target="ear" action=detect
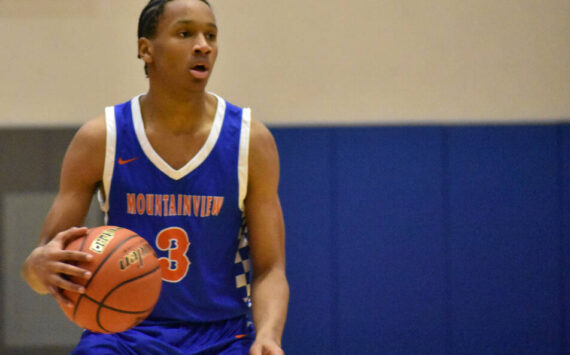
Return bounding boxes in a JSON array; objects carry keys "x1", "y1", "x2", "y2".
[{"x1": 138, "y1": 37, "x2": 153, "y2": 65}]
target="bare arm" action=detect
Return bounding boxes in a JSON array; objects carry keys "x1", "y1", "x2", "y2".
[
  {"x1": 21, "y1": 116, "x2": 106, "y2": 305},
  {"x1": 247, "y1": 119, "x2": 289, "y2": 355}
]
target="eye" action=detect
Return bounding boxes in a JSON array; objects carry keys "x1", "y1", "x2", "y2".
[
  {"x1": 178, "y1": 31, "x2": 191, "y2": 38},
  {"x1": 206, "y1": 32, "x2": 217, "y2": 41}
]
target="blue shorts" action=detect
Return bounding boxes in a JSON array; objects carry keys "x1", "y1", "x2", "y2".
[{"x1": 72, "y1": 316, "x2": 255, "y2": 355}]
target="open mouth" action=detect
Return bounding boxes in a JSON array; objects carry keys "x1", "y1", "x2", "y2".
[
  {"x1": 191, "y1": 64, "x2": 207, "y2": 72},
  {"x1": 189, "y1": 63, "x2": 210, "y2": 79}
]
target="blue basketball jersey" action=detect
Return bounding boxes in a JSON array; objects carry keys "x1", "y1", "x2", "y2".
[{"x1": 99, "y1": 94, "x2": 252, "y2": 324}]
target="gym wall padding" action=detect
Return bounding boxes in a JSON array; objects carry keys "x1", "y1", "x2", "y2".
[
  {"x1": 561, "y1": 125, "x2": 570, "y2": 354},
  {"x1": 275, "y1": 124, "x2": 568, "y2": 355},
  {"x1": 446, "y1": 127, "x2": 561, "y2": 354},
  {"x1": 0, "y1": 124, "x2": 567, "y2": 354}
]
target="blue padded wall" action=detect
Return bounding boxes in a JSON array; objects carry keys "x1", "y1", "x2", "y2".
[
  {"x1": 447, "y1": 126, "x2": 561, "y2": 354},
  {"x1": 273, "y1": 124, "x2": 568, "y2": 355},
  {"x1": 273, "y1": 129, "x2": 336, "y2": 354},
  {"x1": 561, "y1": 125, "x2": 570, "y2": 354},
  {"x1": 334, "y1": 127, "x2": 446, "y2": 354}
]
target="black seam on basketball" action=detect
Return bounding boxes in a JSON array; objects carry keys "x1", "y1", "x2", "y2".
[
  {"x1": 83, "y1": 234, "x2": 139, "y2": 289},
  {"x1": 95, "y1": 265, "x2": 161, "y2": 333},
  {"x1": 78, "y1": 235, "x2": 88, "y2": 251},
  {"x1": 81, "y1": 293, "x2": 153, "y2": 314},
  {"x1": 72, "y1": 232, "x2": 140, "y2": 321}
]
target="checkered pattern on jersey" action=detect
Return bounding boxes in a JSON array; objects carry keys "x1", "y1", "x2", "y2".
[{"x1": 234, "y1": 215, "x2": 251, "y2": 306}]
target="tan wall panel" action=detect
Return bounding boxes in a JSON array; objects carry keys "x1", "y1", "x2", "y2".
[
  {"x1": 0, "y1": 1, "x2": 147, "y2": 126},
  {"x1": 1, "y1": 0, "x2": 569, "y2": 126}
]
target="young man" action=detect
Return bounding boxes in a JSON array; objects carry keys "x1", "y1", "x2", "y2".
[{"x1": 21, "y1": 0, "x2": 289, "y2": 353}]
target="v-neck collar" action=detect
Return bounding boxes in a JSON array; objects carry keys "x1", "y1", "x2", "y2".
[{"x1": 130, "y1": 93, "x2": 226, "y2": 181}]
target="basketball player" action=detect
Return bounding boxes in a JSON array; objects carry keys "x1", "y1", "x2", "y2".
[{"x1": 21, "y1": 0, "x2": 289, "y2": 353}]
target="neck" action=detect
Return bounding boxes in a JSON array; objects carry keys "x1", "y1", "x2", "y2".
[{"x1": 140, "y1": 87, "x2": 215, "y2": 134}]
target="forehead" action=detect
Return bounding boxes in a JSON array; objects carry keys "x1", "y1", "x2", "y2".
[{"x1": 160, "y1": 0, "x2": 216, "y2": 27}]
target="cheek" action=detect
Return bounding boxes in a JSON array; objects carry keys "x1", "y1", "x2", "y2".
[{"x1": 155, "y1": 42, "x2": 187, "y2": 62}]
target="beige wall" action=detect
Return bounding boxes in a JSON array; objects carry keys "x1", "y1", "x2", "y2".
[{"x1": 1, "y1": 0, "x2": 569, "y2": 126}]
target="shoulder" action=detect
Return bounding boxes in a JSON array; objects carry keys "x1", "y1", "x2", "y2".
[
  {"x1": 249, "y1": 118, "x2": 278, "y2": 162},
  {"x1": 249, "y1": 116, "x2": 276, "y2": 151},
  {"x1": 248, "y1": 118, "x2": 280, "y2": 190},
  {"x1": 218, "y1": 97, "x2": 279, "y2": 174},
  {"x1": 62, "y1": 115, "x2": 107, "y2": 181},
  {"x1": 74, "y1": 115, "x2": 107, "y2": 146},
  {"x1": 67, "y1": 115, "x2": 107, "y2": 160}
]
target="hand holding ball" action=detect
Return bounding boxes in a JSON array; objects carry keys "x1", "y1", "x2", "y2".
[{"x1": 57, "y1": 226, "x2": 162, "y2": 333}]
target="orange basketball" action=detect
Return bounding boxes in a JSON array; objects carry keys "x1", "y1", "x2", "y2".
[{"x1": 58, "y1": 225, "x2": 162, "y2": 333}]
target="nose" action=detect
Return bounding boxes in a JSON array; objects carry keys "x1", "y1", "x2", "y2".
[{"x1": 193, "y1": 33, "x2": 211, "y2": 55}]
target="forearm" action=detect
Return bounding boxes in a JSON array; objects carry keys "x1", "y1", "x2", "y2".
[{"x1": 251, "y1": 267, "x2": 289, "y2": 344}]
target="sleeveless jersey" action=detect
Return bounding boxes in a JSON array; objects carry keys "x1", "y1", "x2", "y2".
[{"x1": 99, "y1": 94, "x2": 252, "y2": 323}]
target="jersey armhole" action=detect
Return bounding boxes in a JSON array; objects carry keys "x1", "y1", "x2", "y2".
[
  {"x1": 238, "y1": 108, "x2": 251, "y2": 211},
  {"x1": 98, "y1": 106, "x2": 117, "y2": 221}
]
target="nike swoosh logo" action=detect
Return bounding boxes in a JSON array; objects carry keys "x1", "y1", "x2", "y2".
[{"x1": 118, "y1": 157, "x2": 138, "y2": 165}]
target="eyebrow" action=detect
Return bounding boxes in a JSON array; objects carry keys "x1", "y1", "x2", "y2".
[{"x1": 175, "y1": 19, "x2": 217, "y2": 30}]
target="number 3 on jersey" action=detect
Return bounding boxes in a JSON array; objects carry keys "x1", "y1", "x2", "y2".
[{"x1": 156, "y1": 227, "x2": 191, "y2": 283}]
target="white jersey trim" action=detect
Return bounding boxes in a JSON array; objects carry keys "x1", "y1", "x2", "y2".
[
  {"x1": 130, "y1": 93, "x2": 226, "y2": 181},
  {"x1": 238, "y1": 108, "x2": 251, "y2": 211},
  {"x1": 99, "y1": 106, "x2": 117, "y2": 221}
]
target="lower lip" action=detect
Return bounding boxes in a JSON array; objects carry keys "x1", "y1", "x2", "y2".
[{"x1": 189, "y1": 69, "x2": 209, "y2": 79}]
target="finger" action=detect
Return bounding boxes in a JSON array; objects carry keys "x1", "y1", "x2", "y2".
[
  {"x1": 51, "y1": 261, "x2": 92, "y2": 280},
  {"x1": 48, "y1": 285, "x2": 75, "y2": 308},
  {"x1": 56, "y1": 249, "x2": 93, "y2": 263},
  {"x1": 53, "y1": 226, "x2": 88, "y2": 244},
  {"x1": 263, "y1": 347, "x2": 277, "y2": 355},
  {"x1": 48, "y1": 274, "x2": 86, "y2": 295},
  {"x1": 262, "y1": 344, "x2": 283, "y2": 355}
]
